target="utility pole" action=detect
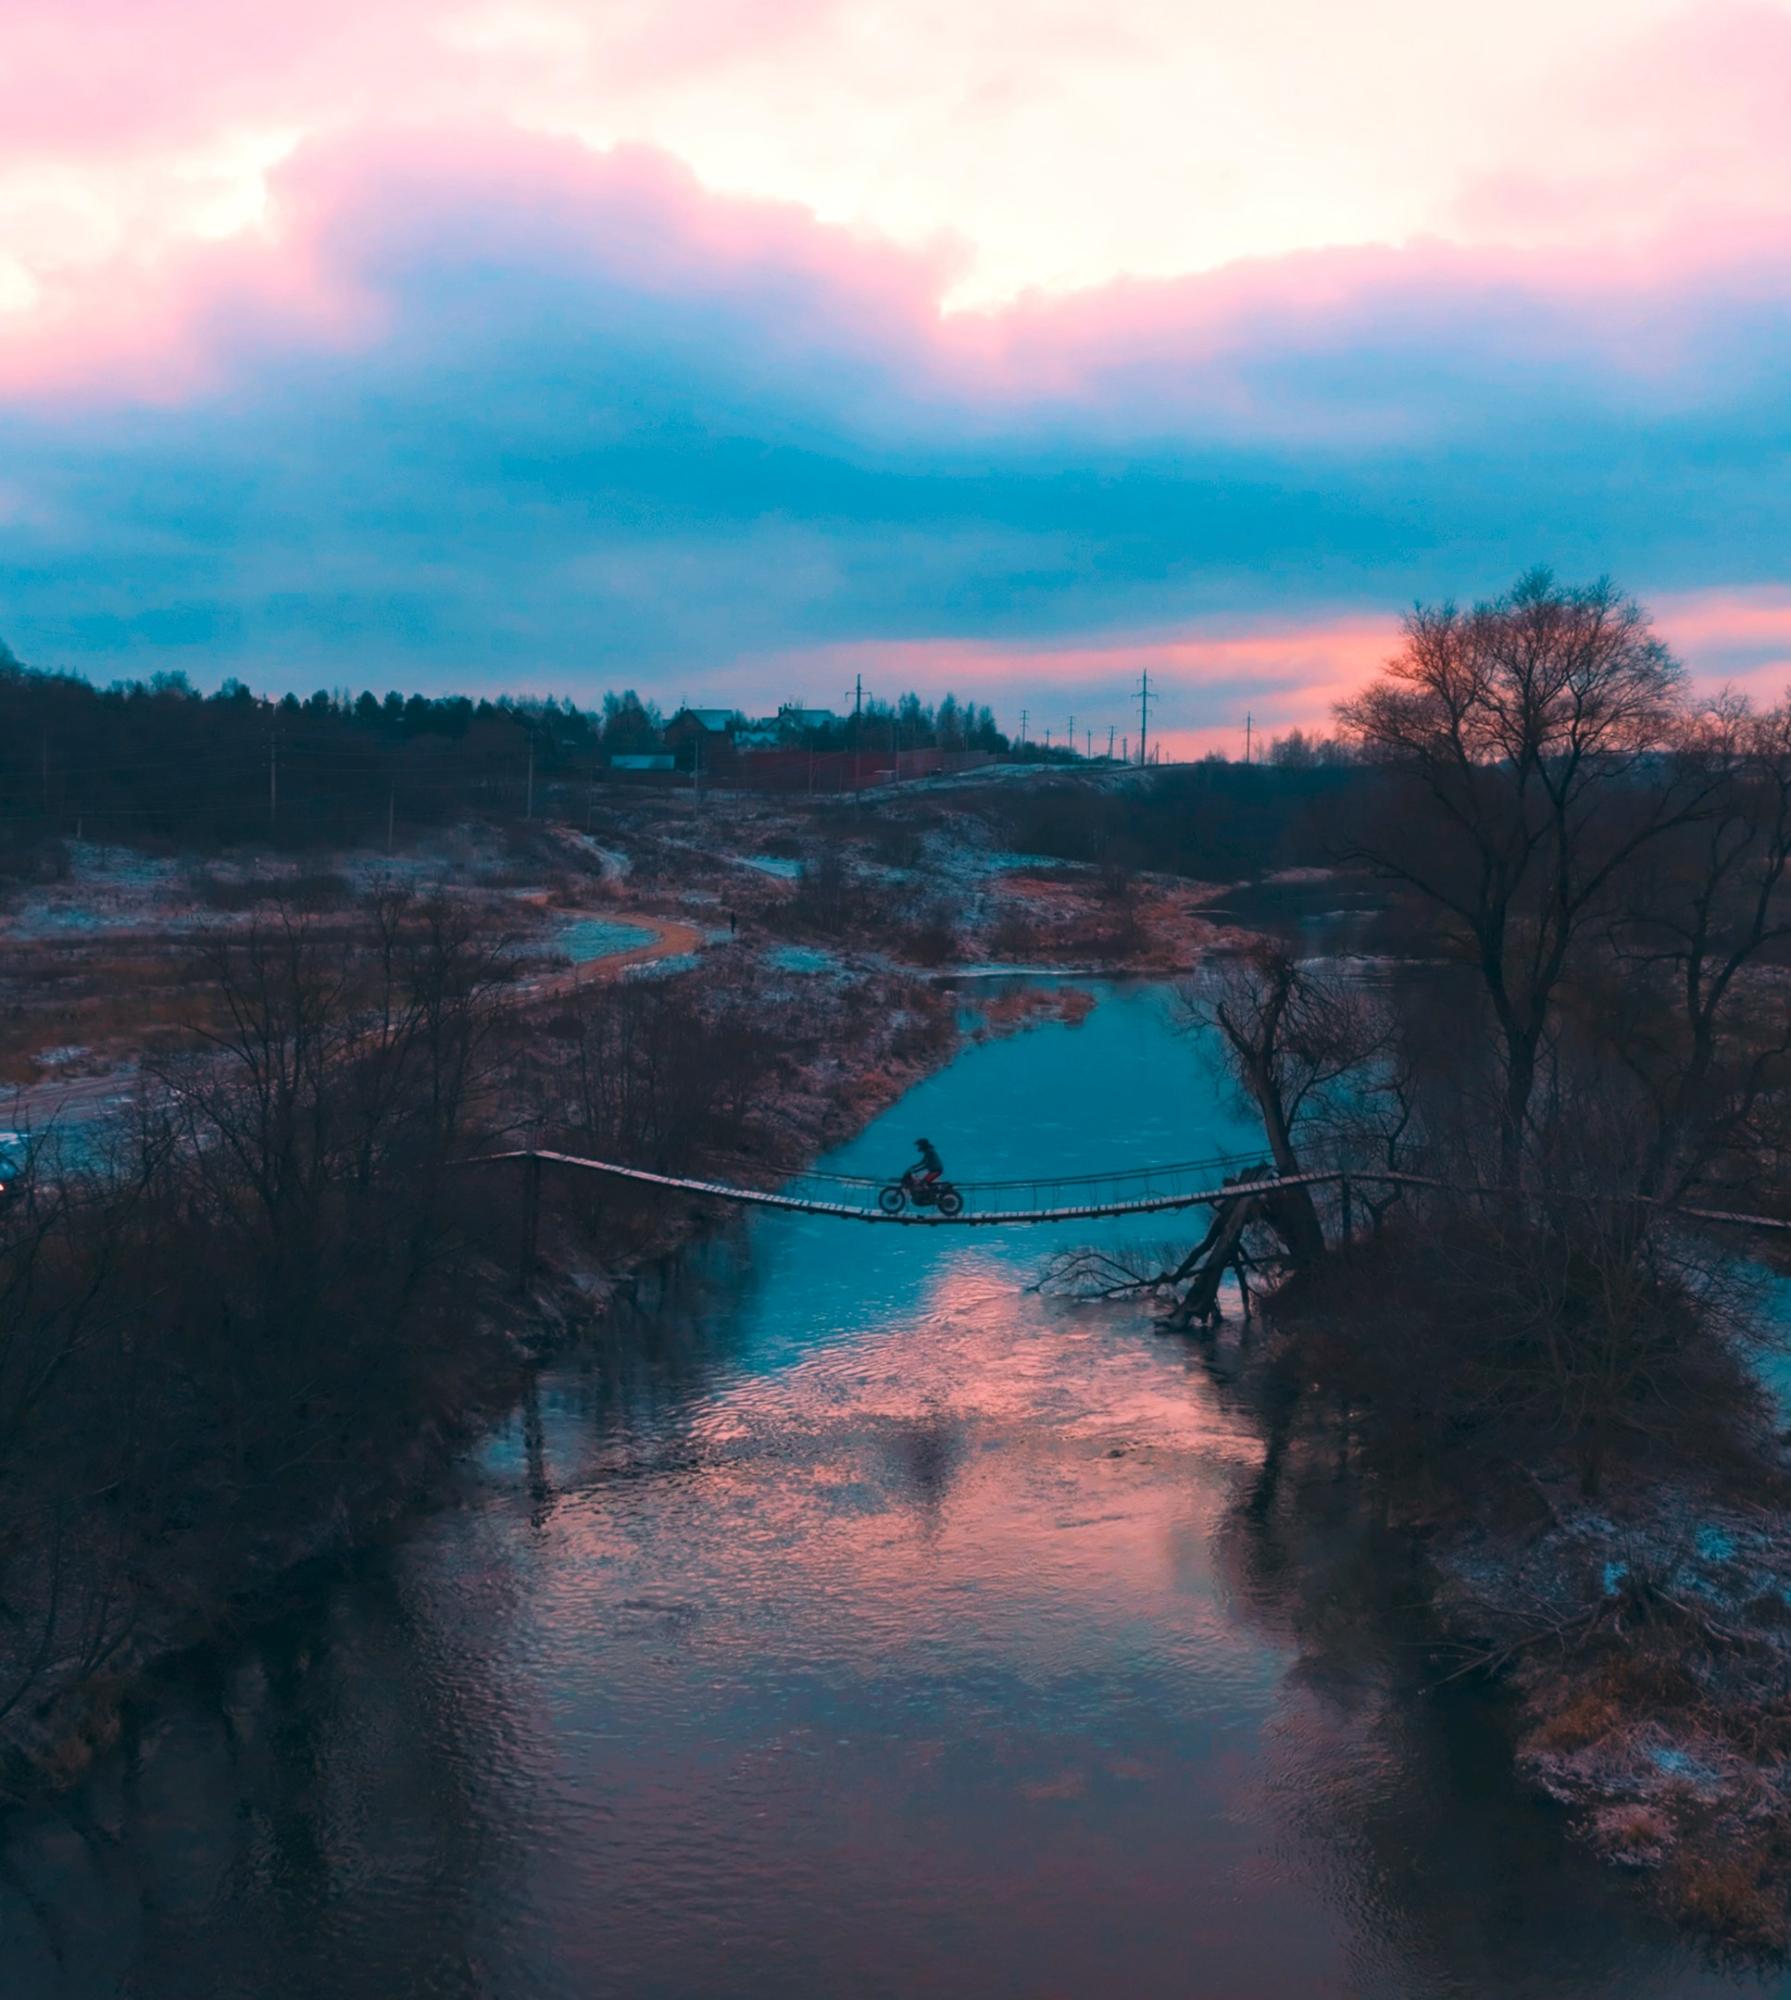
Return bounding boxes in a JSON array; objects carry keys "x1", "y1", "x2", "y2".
[
  {"x1": 268, "y1": 716, "x2": 278, "y2": 835},
  {"x1": 386, "y1": 788, "x2": 395, "y2": 853},
  {"x1": 40, "y1": 730, "x2": 49, "y2": 817},
  {"x1": 1068, "y1": 714, "x2": 1075, "y2": 760},
  {"x1": 1244, "y1": 712, "x2": 1252, "y2": 767},
  {"x1": 1086, "y1": 729, "x2": 1092, "y2": 759},
  {"x1": 1136, "y1": 670, "x2": 1154, "y2": 769},
  {"x1": 853, "y1": 672, "x2": 863, "y2": 792},
  {"x1": 525, "y1": 732, "x2": 535, "y2": 819},
  {"x1": 1019, "y1": 708, "x2": 1028, "y2": 749},
  {"x1": 1107, "y1": 724, "x2": 1115, "y2": 760}
]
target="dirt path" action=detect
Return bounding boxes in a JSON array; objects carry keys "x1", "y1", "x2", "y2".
[{"x1": 528, "y1": 914, "x2": 708, "y2": 1000}]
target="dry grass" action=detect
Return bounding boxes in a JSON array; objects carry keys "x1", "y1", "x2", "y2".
[
  {"x1": 1663, "y1": 1845, "x2": 1790, "y2": 1954},
  {"x1": 1528, "y1": 1685, "x2": 1630, "y2": 1755}
]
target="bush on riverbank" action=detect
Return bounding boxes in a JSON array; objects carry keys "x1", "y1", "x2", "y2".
[
  {"x1": 1270, "y1": 1208, "x2": 1791, "y2": 1952},
  {"x1": 523, "y1": 949, "x2": 959, "y2": 1266},
  {"x1": 1278, "y1": 1208, "x2": 1779, "y2": 1504},
  {"x1": 0, "y1": 891, "x2": 531, "y2": 1787}
]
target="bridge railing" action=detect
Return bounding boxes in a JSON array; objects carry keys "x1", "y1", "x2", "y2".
[
  {"x1": 454, "y1": 1144, "x2": 1791, "y2": 1237},
  {"x1": 653, "y1": 1142, "x2": 1305, "y2": 1219}
]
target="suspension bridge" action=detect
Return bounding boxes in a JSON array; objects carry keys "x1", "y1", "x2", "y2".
[
  {"x1": 463, "y1": 1145, "x2": 1791, "y2": 1230},
  {"x1": 465, "y1": 1146, "x2": 1344, "y2": 1227},
  {"x1": 461, "y1": 1146, "x2": 1791, "y2": 1308},
  {"x1": 462, "y1": 1144, "x2": 1350, "y2": 1304}
]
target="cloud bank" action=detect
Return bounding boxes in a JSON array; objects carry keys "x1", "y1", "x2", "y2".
[{"x1": 3, "y1": 4, "x2": 1791, "y2": 742}]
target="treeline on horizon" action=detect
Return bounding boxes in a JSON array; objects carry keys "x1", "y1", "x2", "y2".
[{"x1": 0, "y1": 644, "x2": 1018, "y2": 862}]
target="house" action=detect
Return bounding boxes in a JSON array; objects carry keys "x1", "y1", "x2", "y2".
[
  {"x1": 663, "y1": 707, "x2": 742, "y2": 769},
  {"x1": 665, "y1": 707, "x2": 738, "y2": 741},
  {"x1": 778, "y1": 705, "x2": 838, "y2": 738}
]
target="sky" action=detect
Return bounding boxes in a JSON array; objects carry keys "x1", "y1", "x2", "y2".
[{"x1": 4, "y1": 1, "x2": 1791, "y2": 753}]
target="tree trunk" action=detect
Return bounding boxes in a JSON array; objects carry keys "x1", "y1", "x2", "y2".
[
  {"x1": 1242, "y1": 1054, "x2": 1326, "y2": 1266},
  {"x1": 1499, "y1": 1035, "x2": 1537, "y2": 1190}
]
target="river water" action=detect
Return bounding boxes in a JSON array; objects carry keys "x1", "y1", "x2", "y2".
[{"x1": 1, "y1": 985, "x2": 1784, "y2": 1998}]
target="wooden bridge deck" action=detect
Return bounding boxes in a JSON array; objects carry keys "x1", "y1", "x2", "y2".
[
  {"x1": 468, "y1": 1148, "x2": 1342, "y2": 1225},
  {"x1": 463, "y1": 1149, "x2": 1791, "y2": 1235}
]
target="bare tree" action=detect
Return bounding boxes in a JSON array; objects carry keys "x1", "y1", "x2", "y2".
[
  {"x1": 1337, "y1": 570, "x2": 1707, "y2": 1183},
  {"x1": 1603, "y1": 693, "x2": 1791, "y2": 1201},
  {"x1": 1180, "y1": 945, "x2": 1386, "y2": 1265}
]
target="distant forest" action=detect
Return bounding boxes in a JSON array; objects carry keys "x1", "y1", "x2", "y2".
[{"x1": 0, "y1": 645, "x2": 1017, "y2": 861}]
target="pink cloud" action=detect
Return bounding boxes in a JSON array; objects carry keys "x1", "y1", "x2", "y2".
[
  {"x1": 0, "y1": 129, "x2": 955, "y2": 406},
  {"x1": 1655, "y1": 587, "x2": 1791, "y2": 706},
  {"x1": 0, "y1": 1, "x2": 840, "y2": 152},
  {"x1": 9, "y1": 4, "x2": 1791, "y2": 422},
  {"x1": 10, "y1": 112, "x2": 1791, "y2": 431},
  {"x1": 1452, "y1": 3, "x2": 1791, "y2": 253}
]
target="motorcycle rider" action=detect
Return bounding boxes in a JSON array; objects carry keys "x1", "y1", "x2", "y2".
[{"x1": 911, "y1": 1137, "x2": 945, "y2": 1192}]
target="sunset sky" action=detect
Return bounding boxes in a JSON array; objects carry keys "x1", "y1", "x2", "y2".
[{"x1": 5, "y1": 0, "x2": 1791, "y2": 750}]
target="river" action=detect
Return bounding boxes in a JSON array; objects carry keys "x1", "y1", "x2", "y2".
[{"x1": 0, "y1": 983, "x2": 1783, "y2": 1998}]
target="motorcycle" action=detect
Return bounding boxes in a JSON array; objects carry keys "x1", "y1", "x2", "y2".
[{"x1": 878, "y1": 1167, "x2": 965, "y2": 1218}]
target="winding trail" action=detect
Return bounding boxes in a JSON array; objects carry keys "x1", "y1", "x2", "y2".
[{"x1": 532, "y1": 914, "x2": 708, "y2": 995}]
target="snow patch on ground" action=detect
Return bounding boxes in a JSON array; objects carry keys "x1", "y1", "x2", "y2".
[
  {"x1": 622, "y1": 952, "x2": 700, "y2": 980},
  {"x1": 980, "y1": 850, "x2": 1079, "y2": 875},
  {"x1": 769, "y1": 945, "x2": 841, "y2": 974},
  {"x1": 556, "y1": 916, "x2": 655, "y2": 964}
]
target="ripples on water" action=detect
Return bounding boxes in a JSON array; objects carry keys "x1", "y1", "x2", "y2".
[{"x1": 0, "y1": 987, "x2": 1780, "y2": 1998}]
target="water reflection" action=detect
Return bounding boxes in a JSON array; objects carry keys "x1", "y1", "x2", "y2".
[
  {"x1": 1203, "y1": 1331, "x2": 1768, "y2": 2000},
  {"x1": 1, "y1": 987, "x2": 1783, "y2": 1998}
]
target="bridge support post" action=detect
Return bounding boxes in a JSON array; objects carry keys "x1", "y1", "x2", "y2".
[{"x1": 518, "y1": 1150, "x2": 542, "y2": 1293}]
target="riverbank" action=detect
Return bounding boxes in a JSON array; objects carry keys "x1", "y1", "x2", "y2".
[
  {"x1": 1432, "y1": 1470, "x2": 1791, "y2": 1953},
  {"x1": 0, "y1": 951, "x2": 1096, "y2": 1804},
  {"x1": 1262, "y1": 1222, "x2": 1791, "y2": 1958}
]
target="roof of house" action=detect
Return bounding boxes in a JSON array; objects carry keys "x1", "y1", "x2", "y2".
[{"x1": 673, "y1": 707, "x2": 738, "y2": 731}]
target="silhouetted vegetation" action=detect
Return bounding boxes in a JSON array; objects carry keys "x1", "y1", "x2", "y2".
[
  {"x1": 0, "y1": 887, "x2": 525, "y2": 1777},
  {"x1": 1152, "y1": 575, "x2": 1791, "y2": 1946},
  {"x1": 0, "y1": 647, "x2": 1015, "y2": 867},
  {"x1": 989, "y1": 759, "x2": 1369, "y2": 881},
  {"x1": 1160, "y1": 574, "x2": 1791, "y2": 1495},
  {"x1": 0, "y1": 880, "x2": 957, "y2": 1783}
]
